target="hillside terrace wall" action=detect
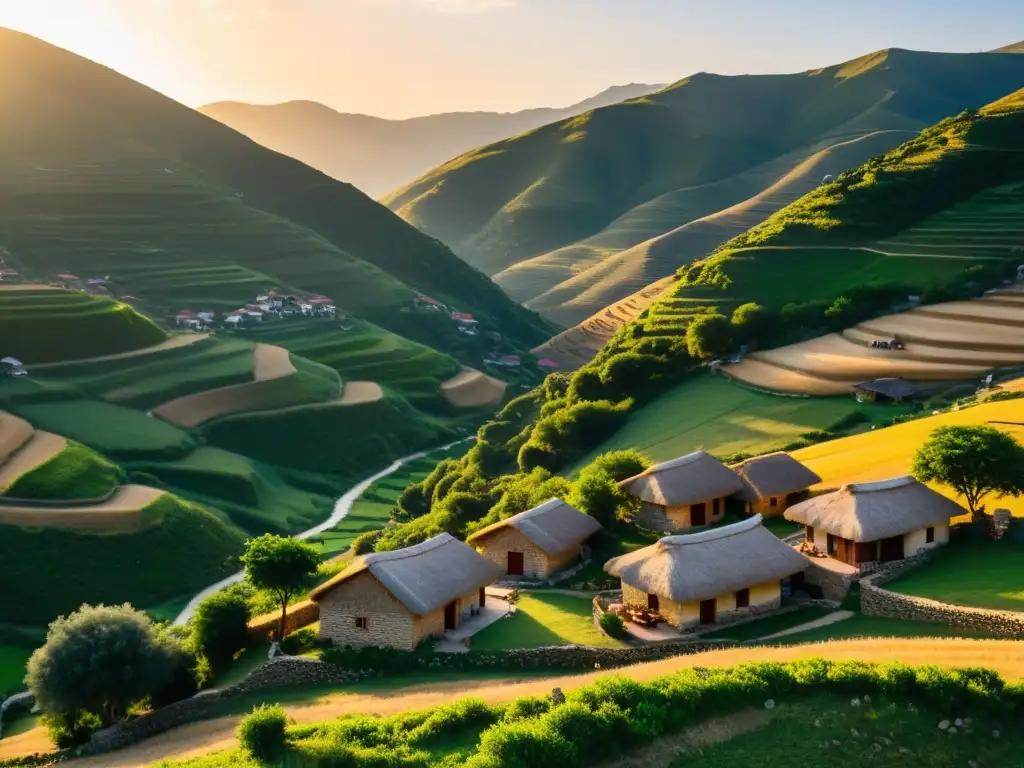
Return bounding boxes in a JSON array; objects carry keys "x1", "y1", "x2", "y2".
[{"x1": 861, "y1": 557, "x2": 1024, "y2": 639}]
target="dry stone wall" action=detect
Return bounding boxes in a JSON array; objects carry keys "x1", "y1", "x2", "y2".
[{"x1": 861, "y1": 559, "x2": 1024, "y2": 639}]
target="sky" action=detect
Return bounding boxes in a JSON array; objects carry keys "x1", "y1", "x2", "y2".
[{"x1": 1, "y1": 0, "x2": 1022, "y2": 119}]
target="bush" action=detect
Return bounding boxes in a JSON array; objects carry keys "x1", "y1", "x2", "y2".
[
  {"x1": 353, "y1": 528, "x2": 384, "y2": 555},
  {"x1": 191, "y1": 590, "x2": 251, "y2": 675},
  {"x1": 598, "y1": 611, "x2": 626, "y2": 639},
  {"x1": 237, "y1": 704, "x2": 288, "y2": 763},
  {"x1": 41, "y1": 710, "x2": 102, "y2": 749},
  {"x1": 685, "y1": 314, "x2": 734, "y2": 360},
  {"x1": 280, "y1": 627, "x2": 319, "y2": 655}
]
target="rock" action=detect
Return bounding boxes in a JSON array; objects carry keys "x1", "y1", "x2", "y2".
[
  {"x1": 550, "y1": 688, "x2": 566, "y2": 705},
  {"x1": 851, "y1": 697, "x2": 861, "y2": 707},
  {"x1": 949, "y1": 727, "x2": 958, "y2": 735},
  {"x1": 955, "y1": 718, "x2": 964, "y2": 727},
  {"x1": 832, "y1": 740, "x2": 841, "y2": 746},
  {"x1": 814, "y1": 719, "x2": 822, "y2": 727},
  {"x1": 993, "y1": 730, "x2": 1001, "y2": 739},
  {"x1": 899, "y1": 747, "x2": 911, "y2": 754},
  {"x1": 863, "y1": 694, "x2": 871, "y2": 702},
  {"x1": 939, "y1": 720, "x2": 951, "y2": 731},
  {"x1": 969, "y1": 761, "x2": 981, "y2": 768},
  {"x1": 850, "y1": 728, "x2": 860, "y2": 738},
  {"x1": 765, "y1": 699, "x2": 776, "y2": 710}
]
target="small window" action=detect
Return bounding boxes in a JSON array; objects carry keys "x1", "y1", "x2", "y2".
[
  {"x1": 769, "y1": 497, "x2": 778, "y2": 508},
  {"x1": 926, "y1": 526, "x2": 935, "y2": 544},
  {"x1": 355, "y1": 617, "x2": 368, "y2": 630},
  {"x1": 735, "y1": 588, "x2": 750, "y2": 609}
]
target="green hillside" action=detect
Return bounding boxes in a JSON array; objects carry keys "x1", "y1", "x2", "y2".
[
  {"x1": 0, "y1": 27, "x2": 550, "y2": 355},
  {"x1": 387, "y1": 47, "x2": 1024, "y2": 328},
  {"x1": 375, "y1": 87, "x2": 1024, "y2": 554},
  {"x1": 0, "y1": 288, "x2": 166, "y2": 364}
]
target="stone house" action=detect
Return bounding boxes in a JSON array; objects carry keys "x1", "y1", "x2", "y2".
[
  {"x1": 785, "y1": 475, "x2": 961, "y2": 569},
  {"x1": 732, "y1": 452, "x2": 821, "y2": 516},
  {"x1": 618, "y1": 451, "x2": 745, "y2": 532},
  {"x1": 310, "y1": 533, "x2": 501, "y2": 651},
  {"x1": 603, "y1": 515, "x2": 807, "y2": 630},
  {"x1": 466, "y1": 498, "x2": 602, "y2": 579}
]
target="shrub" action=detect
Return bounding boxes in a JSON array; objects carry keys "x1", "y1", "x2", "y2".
[
  {"x1": 41, "y1": 710, "x2": 102, "y2": 749},
  {"x1": 353, "y1": 528, "x2": 384, "y2": 555},
  {"x1": 475, "y1": 719, "x2": 577, "y2": 767},
  {"x1": 191, "y1": 590, "x2": 251, "y2": 675},
  {"x1": 280, "y1": 627, "x2": 319, "y2": 655},
  {"x1": 237, "y1": 704, "x2": 288, "y2": 763},
  {"x1": 685, "y1": 314, "x2": 733, "y2": 360},
  {"x1": 598, "y1": 611, "x2": 626, "y2": 639}
]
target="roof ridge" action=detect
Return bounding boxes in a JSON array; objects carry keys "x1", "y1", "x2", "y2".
[
  {"x1": 661, "y1": 514, "x2": 763, "y2": 547},
  {"x1": 513, "y1": 498, "x2": 566, "y2": 521},
  {"x1": 843, "y1": 475, "x2": 916, "y2": 494},
  {"x1": 648, "y1": 450, "x2": 712, "y2": 473},
  {"x1": 363, "y1": 532, "x2": 453, "y2": 564}
]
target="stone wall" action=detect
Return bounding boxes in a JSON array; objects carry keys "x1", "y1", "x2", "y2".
[
  {"x1": 475, "y1": 527, "x2": 579, "y2": 579},
  {"x1": 248, "y1": 600, "x2": 319, "y2": 641},
  {"x1": 860, "y1": 560, "x2": 1024, "y2": 638},
  {"x1": 317, "y1": 570, "x2": 416, "y2": 650}
]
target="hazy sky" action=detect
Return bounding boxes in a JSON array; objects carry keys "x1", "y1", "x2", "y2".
[{"x1": 2, "y1": 0, "x2": 1022, "y2": 118}]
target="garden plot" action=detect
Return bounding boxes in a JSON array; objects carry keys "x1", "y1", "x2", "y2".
[
  {"x1": 0, "y1": 484, "x2": 164, "y2": 531},
  {"x1": 722, "y1": 359, "x2": 856, "y2": 396},
  {"x1": 335, "y1": 381, "x2": 384, "y2": 406},
  {"x1": 0, "y1": 431, "x2": 67, "y2": 492}
]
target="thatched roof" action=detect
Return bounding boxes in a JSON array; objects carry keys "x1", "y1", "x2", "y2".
[
  {"x1": 603, "y1": 516, "x2": 807, "y2": 603},
  {"x1": 854, "y1": 378, "x2": 915, "y2": 399},
  {"x1": 466, "y1": 499, "x2": 602, "y2": 555},
  {"x1": 310, "y1": 533, "x2": 500, "y2": 615},
  {"x1": 618, "y1": 451, "x2": 744, "y2": 507},
  {"x1": 784, "y1": 476, "x2": 965, "y2": 541},
  {"x1": 732, "y1": 452, "x2": 822, "y2": 502}
]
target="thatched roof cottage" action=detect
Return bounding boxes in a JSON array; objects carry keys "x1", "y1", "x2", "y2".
[
  {"x1": 732, "y1": 452, "x2": 822, "y2": 516},
  {"x1": 466, "y1": 499, "x2": 602, "y2": 579},
  {"x1": 604, "y1": 515, "x2": 807, "y2": 629},
  {"x1": 785, "y1": 476, "x2": 963, "y2": 568},
  {"x1": 310, "y1": 534, "x2": 501, "y2": 650},
  {"x1": 619, "y1": 451, "x2": 744, "y2": 532}
]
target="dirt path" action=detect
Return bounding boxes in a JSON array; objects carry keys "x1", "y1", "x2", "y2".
[
  {"x1": 0, "y1": 432, "x2": 67, "y2": 491},
  {"x1": 0, "y1": 283, "x2": 61, "y2": 292},
  {"x1": 441, "y1": 367, "x2": 506, "y2": 407},
  {"x1": 335, "y1": 381, "x2": 383, "y2": 405},
  {"x1": 153, "y1": 344, "x2": 296, "y2": 428},
  {"x1": 29, "y1": 333, "x2": 211, "y2": 371},
  {"x1": 37, "y1": 637, "x2": 1024, "y2": 767},
  {"x1": 0, "y1": 484, "x2": 164, "y2": 531},
  {"x1": 0, "y1": 412, "x2": 34, "y2": 466},
  {"x1": 755, "y1": 610, "x2": 855, "y2": 641}
]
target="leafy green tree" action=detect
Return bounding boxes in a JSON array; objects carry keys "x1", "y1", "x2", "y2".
[
  {"x1": 587, "y1": 450, "x2": 650, "y2": 482},
  {"x1": 569, "y1": 451, "x2": 650, "y2": 528},
  {"x1": 241, "y1": 535, "x2": 320, "y2": 642},
  {"x1": 26, "y1": 604, "x2": 179, "y2": 725},
  {"x1": 191, "y1": 590, "x2": 251, "y2": 675},
  {"x1": 685, "y1": 314, "x2": 733, "y2": 360},
  {"x1": 731, "y1": 302, "x2": 776, "y2": 345},
  {"x1": 913, "y1": 425, "x2": 1024, "y2": 522}
]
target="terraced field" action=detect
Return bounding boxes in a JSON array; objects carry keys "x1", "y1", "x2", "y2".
[
  {"x1": 728, "y1": 289, "x2": 1024, "y2": 395},
  {"x1": 0, "y1": 286, "x2": 166, "y2": 364},
  {"x1": 441, "y1": 367, "x2": 507, "y2": 408}
]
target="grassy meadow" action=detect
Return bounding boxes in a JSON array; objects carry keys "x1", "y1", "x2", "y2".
[
  {"x1": 2, "y1": 441, "x2": 120, "y2": 500},
  {"x1": 886, "y1": 541, "x2": 1024, "y2": 611},
  {"x1": 470, "y1": 592, "x2": 623, "y2": 651},
  {"x1": 0, "y1": 644, "x2": 30, "y2": 696},
  {"x1": 570, "y1": 374, "x2": 903, "y2": 471}
]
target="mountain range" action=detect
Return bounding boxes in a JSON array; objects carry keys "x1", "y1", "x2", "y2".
[
  {"x1": 0, "y1": 26, "x2": 550, "y2": 358},
  {"x1": 199, "y1": 83, "x2": 665, "y2": 198},
  {"x1": 384, "y1": 45, "x2": 1024, "y2": 353}
]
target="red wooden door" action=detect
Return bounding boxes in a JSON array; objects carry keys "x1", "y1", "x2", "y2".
[
  {"x1": 444, "y1": 601, "x2": 458, "y2": 630},
  {"x1": 507, "y1": 551, "x2": 524, "y2": 575},
  {"x1": 647, "y1": 593, "x2": 660, "y2": 611},
  {"x1": 691, "y1": 503, "x2": 707, "y2": 526},
  {"x1": 699, "y1": 599, "x2": 717, "y2": 625}
]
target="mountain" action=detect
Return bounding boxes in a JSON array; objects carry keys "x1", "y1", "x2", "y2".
[
  {"x1": 385, "y1": 47, "x2": 1024, "y2": 339},
  {"x1": 992, "y1": 40, "x2": 1024, "y2": 53},
  {"x1": 0, "y1": 27, "x2": 551, "y2": 358},
  {"x1": 199, "y1": 83, "x2": 664, "y2": 198}
]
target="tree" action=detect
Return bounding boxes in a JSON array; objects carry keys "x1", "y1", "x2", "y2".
[
  {"x1": 730, "y1": 302, "x2": 775, "y2": 344},
  {"x1": 913, "y1": 425, "x2": 1024, "y2": 522},
  {"x1": 685, "y1": 314, "x2": 733, "y2": 360},
  {"x1": 569, "y1": 451, "x2": 650, "y2": 528},
  {"x1": 191, "y1": 590, "x2": 251, "y2": 674},
  {"x1": 26, "y1": 604, "x2": 179, "y2": 725},
  {"x1": 240, "y1": 535, "x2": 320, "y2": 642}
]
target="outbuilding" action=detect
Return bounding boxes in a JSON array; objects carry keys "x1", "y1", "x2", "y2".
[
  {"x1": 732, "y1": 452, "x2": 821, "y2": 516},
  {"x1": 604, "y1": 515, "x2": 807, "y2": 629},
  {"x1": 853, "y1": 377, "x2": 915, "y2": 403},
  {"x1": 466, "y1": 499, "x2": 602, "y2": 579},
  {"x1": 310, "y1": 533, "x2": 500, "y2": 650},
  {"x1": 785, "y1": 475, "x2": 962, "y2": 568},
  {"x1": 619, "y1": 451, "x2": 744, "y2": 532}
]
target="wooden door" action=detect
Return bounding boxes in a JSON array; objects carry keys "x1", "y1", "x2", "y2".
[
  {"x1": 647, "y1": 593, "x2": 660, "y2": 611},
  {"x1": 444, "y1": 601, "x2": 458, "y2": 630},
  {"x1": 855, "y1": 541, "x2": 876, "y2": 564},
  {"x1": 691, "y1": 503, "x2": 707, "y2": 526},
  {"x1": 880, "y1": 536, "x2": 904, "y2": 562},
  {"x1": 507, "y1": 551, "x2": 524, "y2": 575},
  {"x1": 479, "y1": 587, "x2": 486, "y2": 607},
  {"x1": 699, "y1": 599, "x2": 717, "y2": 625}
]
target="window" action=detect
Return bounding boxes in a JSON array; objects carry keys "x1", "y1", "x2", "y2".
[
  {"x1": 735, "y1": 588, "x2": 750, "y2": 609},
  {"x1": 769, "y1": 497, "x2": 778, "y2": 508},
  {"x1": 355, "y1": 617, "x2": 368, "y2": 630},
  {"x1": 926, "y1": 526, "x2": 935, "y2": 544},
  {"x1": 712, "y1": 498, "x2": 720, "y2": 515}
]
